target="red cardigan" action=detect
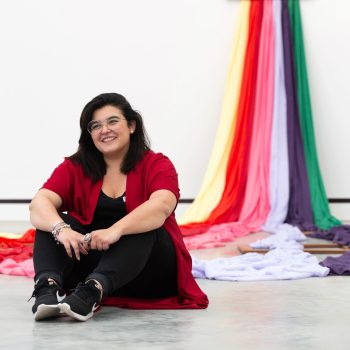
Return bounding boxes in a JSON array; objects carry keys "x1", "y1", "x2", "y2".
[{"x1": 42, "y1": 150, "x2": 209, "y2": 309}]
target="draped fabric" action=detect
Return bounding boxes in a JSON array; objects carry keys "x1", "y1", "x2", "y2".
[
  {"x1": 287, "y1": 0, "x2": 341, "y2": 229},
  {"x1": 262, "y1": 0, "x2": 289, "y2": 231},
  {"x1": 206, "y1": 0, "x2": 264, "y2": 226},
  {"x1": 180, "y1": 0, "x2": 341, "y2": 248},
  {"x1": 236, "y1": 0, "x2": 275, "y2": 232},
  {"x1": 179, "y1": 1, "x2": 250, "y2": 226},
  {"x1": 281, "y1": 0, "x2": 314, "y2": 230},
  {"x1": 206, "y1": 0, "x2": 275, "y2": 235},
  {"x1": 0, "y1": 0, "x2": 343, "y2": 279},
  {"x1": 181, "y1": 0, "x2": 263, "y2": 238}
]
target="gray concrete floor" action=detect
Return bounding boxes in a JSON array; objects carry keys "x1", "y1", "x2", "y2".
[{"x1": 1, "y1": 222, "x2": 350, "y2": 349}]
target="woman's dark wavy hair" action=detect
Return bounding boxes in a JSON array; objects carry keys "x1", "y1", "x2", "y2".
[{"x1": 68, "y1": 93, "x2": 150, "y2": 182}]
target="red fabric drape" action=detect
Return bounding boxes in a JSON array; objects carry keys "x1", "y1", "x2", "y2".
[{"x1": 181, "y1": 0, "x2": 264, "y2": 236}]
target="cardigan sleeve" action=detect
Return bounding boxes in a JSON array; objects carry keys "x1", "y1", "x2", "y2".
[
  {"x1": 41, "y1": 159, "x2": 74, "y2": 212},
  {"x1": 145, "y1": 154, "x2": 180, "y2": 202}
]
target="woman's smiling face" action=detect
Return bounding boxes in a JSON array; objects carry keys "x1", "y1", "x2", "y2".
[{"x1": 90, "y1": 105, "x2": 135, "y2": 159}]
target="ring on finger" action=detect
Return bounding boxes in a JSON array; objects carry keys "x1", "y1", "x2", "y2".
[{"x1": 83, "y1": 232, "x2": 92, "y2": 243}]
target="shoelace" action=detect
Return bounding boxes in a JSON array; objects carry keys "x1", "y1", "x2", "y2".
[{"x1": 28, "y1": 279, "x2": 65, "y2": 302}]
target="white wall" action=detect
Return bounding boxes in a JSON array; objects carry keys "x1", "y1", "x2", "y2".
[{"x1": 0, "y1": 0, "x2": 349, "y2": 222}]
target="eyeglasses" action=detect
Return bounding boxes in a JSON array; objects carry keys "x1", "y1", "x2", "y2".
[{"x1": 87, "y1": 116, "x2": 126, "y2": 134}]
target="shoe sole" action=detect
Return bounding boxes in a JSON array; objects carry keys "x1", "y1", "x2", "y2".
[
  {"x1": 34, "y1": 304, "x2": 62, "y2": 321},
  {"x1": 58, "y1": 303, "x2": 95, "y2": 322}
]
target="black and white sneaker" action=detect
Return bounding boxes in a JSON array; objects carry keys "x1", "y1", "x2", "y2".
[
  {"x1": 59, "y1": 280, "x2": 102, "y2": 321},
  {"x1": 30, "y1": 278, "x2": 66, "y2": 321}
]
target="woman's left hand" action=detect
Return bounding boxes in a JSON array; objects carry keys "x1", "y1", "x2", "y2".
[{"x1": 84, "y1": 227, "x2": 122, "y2": 251}]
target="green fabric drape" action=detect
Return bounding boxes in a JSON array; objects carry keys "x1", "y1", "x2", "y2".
[{"x1": 288, "y1": 0, "x2": 341, "y2": 229}]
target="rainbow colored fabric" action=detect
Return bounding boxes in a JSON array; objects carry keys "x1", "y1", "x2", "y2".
[
  {"x1": 0, "y1": 0, "x2": 342, "y2": 274},
  {"x1": 180, "y1": 0, "x2": 341, "y2": 249}
]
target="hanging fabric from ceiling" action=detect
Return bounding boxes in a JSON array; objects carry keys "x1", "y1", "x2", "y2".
[
  {"x1": 180, "y1": 0, "x2": 341, "y2": 249},
  {"x1": 287, "y1": 0, "x2": 340, "y2": 229},
  {"x1": 179, "y1": 0, "x2": 251, "y2": 234}
]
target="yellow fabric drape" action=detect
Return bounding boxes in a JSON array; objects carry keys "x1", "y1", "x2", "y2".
[{"x1": 179, "y1": 1, "x2": 250, "y2": 225}]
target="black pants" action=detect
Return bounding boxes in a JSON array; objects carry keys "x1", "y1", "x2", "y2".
[{"x1": 33, "y1": 214, "x2": 178, "y2": 298}]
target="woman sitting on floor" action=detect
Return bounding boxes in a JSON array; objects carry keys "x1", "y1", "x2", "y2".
[{"x1": 29, "y1": 92, "x2": 208, "y2": 321}]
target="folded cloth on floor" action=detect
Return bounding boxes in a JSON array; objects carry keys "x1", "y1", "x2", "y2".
[
  {"x1": 319, "y1": 251, "x2": 350, "y2": 275},
  {"x1": 250, "y1": 224, "x2": 306, "y2": 249},
  {"x1": 192, "y1": 248, "x2": 329, "y2": 281}
]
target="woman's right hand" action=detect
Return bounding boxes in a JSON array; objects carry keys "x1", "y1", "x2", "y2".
[{"x1": 57, "y1": 227, "x2": 89, "y2": 260}]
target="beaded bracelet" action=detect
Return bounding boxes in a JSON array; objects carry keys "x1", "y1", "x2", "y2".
[
  {"x1": 52, "y1": 221, "x2": 65, "y2": 233},
  {"x1": 52, "y1": 223, "x2": 71, "y2": 244}
]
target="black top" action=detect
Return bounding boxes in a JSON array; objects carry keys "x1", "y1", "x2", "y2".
[{"x1": 88, "y1": 191, "x2": 127, "y2": 231}]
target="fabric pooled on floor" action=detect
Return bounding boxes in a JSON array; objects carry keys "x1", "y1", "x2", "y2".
[
  {"x1": 0, "y1": 258, "x2": 34, "y2": 278},
  {"x1": 183, "y1": 223, "x2": 246, "y2": 250},
  {"x1": 250, "y1": 223, "x2": 305, "y2": 249},
  {"x1": 310, "y1": 225, "x2": 350, "y2": 247},
  {"x1": 192, "y1": 248, "x2": 329, "y2": 281},
  {"x1": 0, "y1": 246, "x2": 33, "y2": 263},
  {"x1": 319, "y1": 252, "x2": 350, "y2": 276},
  {"x1": 0, "y1": 229, "x2": 35, "y2": 264}
]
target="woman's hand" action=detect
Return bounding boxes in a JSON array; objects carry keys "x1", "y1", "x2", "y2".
[
  {"x1": 86, "y1": 228, "x2": 122, "y2": 251},
  {"x1": 57, "y1": 227, "x2": 89, "y2": 260}
]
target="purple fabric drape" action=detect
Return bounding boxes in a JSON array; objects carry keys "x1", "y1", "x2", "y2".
[{"x1": 281, "y1": 0, "x2": 314, "y2": 230}]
